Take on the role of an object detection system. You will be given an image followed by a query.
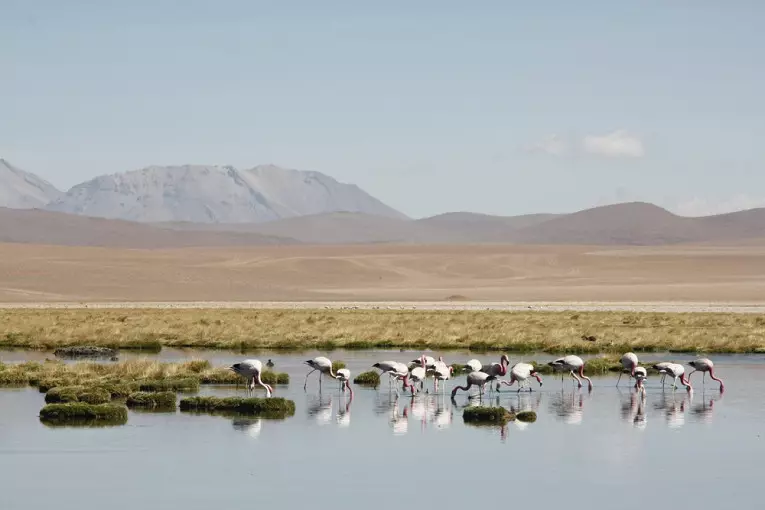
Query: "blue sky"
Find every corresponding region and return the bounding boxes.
[3,1,764,218]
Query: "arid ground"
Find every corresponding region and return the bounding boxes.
[1,242,765,305]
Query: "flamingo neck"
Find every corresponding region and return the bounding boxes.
[708,368,725,390]
[533,373,543,384]
[451,385,468,397]
[345,380,354,398]
[680,374,692,391]
[578,365,593,390]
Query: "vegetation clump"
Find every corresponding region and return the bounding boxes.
[353,370,380,386]
[126,391,177,410]
[332,361,347,372]
[45,385,111,405]
[260,370,290,385]
[516,411,537,423]
[179,396,295,418]
[54,346,119,360]
[39,403,128,426]
[138,378,200,392]
[463,406,514,424]
[0,367,29,386]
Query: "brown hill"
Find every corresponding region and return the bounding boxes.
[0,208,296,248]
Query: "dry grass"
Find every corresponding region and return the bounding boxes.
[1,308,764,353]
[0,358,289,393]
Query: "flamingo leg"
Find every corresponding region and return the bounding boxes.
[304,368,317,390]
[616,372,623,386]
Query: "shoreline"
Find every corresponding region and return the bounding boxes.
[2,300,765,313]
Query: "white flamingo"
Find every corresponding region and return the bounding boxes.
[432,356,453,393]
[372,360,410,390]
[498,362,543,392]
[229,359,273,398]
[410,355,436,370]
[304,356,336,391]
[548,355,593,391]
[663,363,693,391]
[408,355,428,392]
[451,371,495,398]
[617,352,638,386]
[688,358,725,391]
[652,362,673,387]
[464,359,482,372]
[334,368,354,398]
[633,366,647,395]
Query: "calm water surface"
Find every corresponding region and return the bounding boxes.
[1,350,764,510]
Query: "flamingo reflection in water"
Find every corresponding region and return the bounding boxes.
[691,390,723,425]
[653,388,693,429]
[618,387,647,430]
[231,418,262,439]
[548,389,587,425]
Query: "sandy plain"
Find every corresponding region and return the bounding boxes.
[1,242,765,308]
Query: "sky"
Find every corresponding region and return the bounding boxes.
[3,0,764,218]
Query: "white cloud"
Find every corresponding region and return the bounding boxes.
[582,130,645,158]
[673,194,765,217]
[526,134,568,156]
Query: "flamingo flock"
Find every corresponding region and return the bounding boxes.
[227,354,725,406]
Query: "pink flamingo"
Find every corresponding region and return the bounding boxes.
[688,358,724,391]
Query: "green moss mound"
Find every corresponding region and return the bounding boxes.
[126,391,177,410]
[45,385,111,404]
[450,363,470,376]
[260,371,290,385]
[39,403,128,426]
[353,371,380,386]
[516,411,537,423]
[331,361,347,372]
[138,378,200,392]
[179,397,295,418]
[463,406,514,424]
[53,346,119,360]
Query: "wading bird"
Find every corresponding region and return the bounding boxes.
[451,371,495,398]
[634,366,647,395]
[688,358,724,391]
[652,362,672,387]
[304,356,336,391]
[335,368,354,398]
[617,352,639,386]
[432,356,453,393]
[498,362,543,392]
[481,354,511,378]
[663,363,693,391]
[548,355,593,391]
[373,360,410,390]
[464,359,482,372]
[229,359,273,398]
[410,355,436,370]
[408,355,428,392]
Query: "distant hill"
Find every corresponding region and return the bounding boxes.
[0,159,61,209]
[0,208,295,248]
[158,202,765,246]
[45,164,406,224]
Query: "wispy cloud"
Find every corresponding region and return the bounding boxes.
[582,130,644,158]
[525,134,568,156]
[673,195,765,217]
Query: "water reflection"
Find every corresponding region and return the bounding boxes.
[618,388,647,430]
[231,418,262,439]
[652,389,693,429]
[691,391,722,425]
[548,390,585,425]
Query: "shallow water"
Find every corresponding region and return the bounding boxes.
[1,351,764,510]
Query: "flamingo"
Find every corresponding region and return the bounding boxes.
[464,359,482,372]
[480,354,511,378]
[432,356,453,393]
[304,356,336,391]
[229,359,273,398]
[408,355,427,392]
[335,368,354,398]
[372,361,410,391]
[548,355,593,391]
[410,355,436,370]
[663,363,693,391]
[633,366,647,395]
[617,352,638,386]
[652,362,672,387]
[688,358,724,391]
[451,371,495,398]
[498,362,543,392]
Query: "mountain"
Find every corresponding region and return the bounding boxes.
[45,164,406,224]
[0,207,296,248]
[158,202,765,246]
[0,159,61,209]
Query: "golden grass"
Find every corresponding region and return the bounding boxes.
[0,358,288,394]
[1,308,763,353]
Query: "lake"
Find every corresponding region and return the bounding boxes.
[1,349,764,510]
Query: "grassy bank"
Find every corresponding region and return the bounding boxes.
[0,359,288,396]
[0,308,763,353]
